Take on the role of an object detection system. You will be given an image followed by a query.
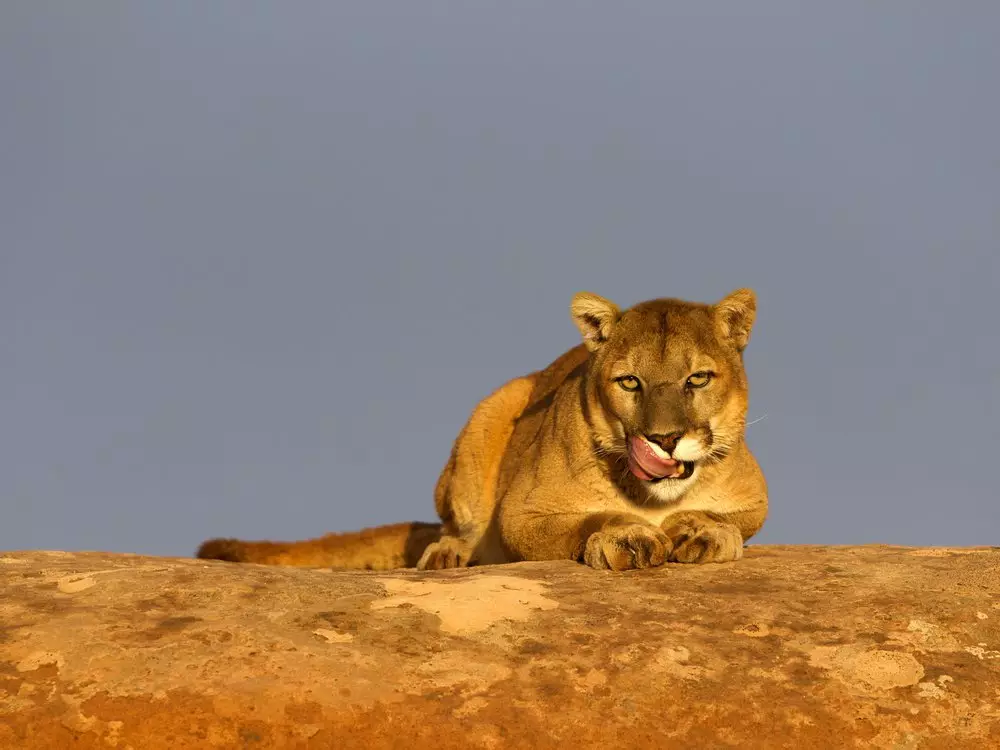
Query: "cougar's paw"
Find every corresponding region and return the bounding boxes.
[661,514,744,564]
[416,536,471,571]
[583,523,671,571]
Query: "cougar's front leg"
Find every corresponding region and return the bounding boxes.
[660,511,744,564]
[502,507,672,571]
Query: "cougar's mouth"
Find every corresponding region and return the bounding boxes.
[626,435,695,482]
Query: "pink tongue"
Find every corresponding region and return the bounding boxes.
[627,436,679,480]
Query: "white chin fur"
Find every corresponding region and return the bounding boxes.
[645,468,700,503]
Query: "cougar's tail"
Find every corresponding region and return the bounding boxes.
[195,521,443,570]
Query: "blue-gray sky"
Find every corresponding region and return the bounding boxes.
[2,3,998,556]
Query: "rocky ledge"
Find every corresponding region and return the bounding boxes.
[1,545,999,749]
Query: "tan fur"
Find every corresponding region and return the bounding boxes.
[195,522,442,570]
[197,289,768,571]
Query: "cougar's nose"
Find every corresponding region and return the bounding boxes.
[645,431,683,453]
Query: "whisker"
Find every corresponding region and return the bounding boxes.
[746,414,768,427]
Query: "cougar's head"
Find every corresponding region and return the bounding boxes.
[571,288,756,502]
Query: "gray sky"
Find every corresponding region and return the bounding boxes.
[2,3,998,557]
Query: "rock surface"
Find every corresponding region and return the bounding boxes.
[1,545,999,749]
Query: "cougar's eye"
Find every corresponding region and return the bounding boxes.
[686,371,712,389]
[616,375,641,392]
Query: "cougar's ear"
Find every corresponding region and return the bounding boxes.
[714,288,757,351]
[571,292,621,352]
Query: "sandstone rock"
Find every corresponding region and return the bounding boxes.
[1,545,999,749]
